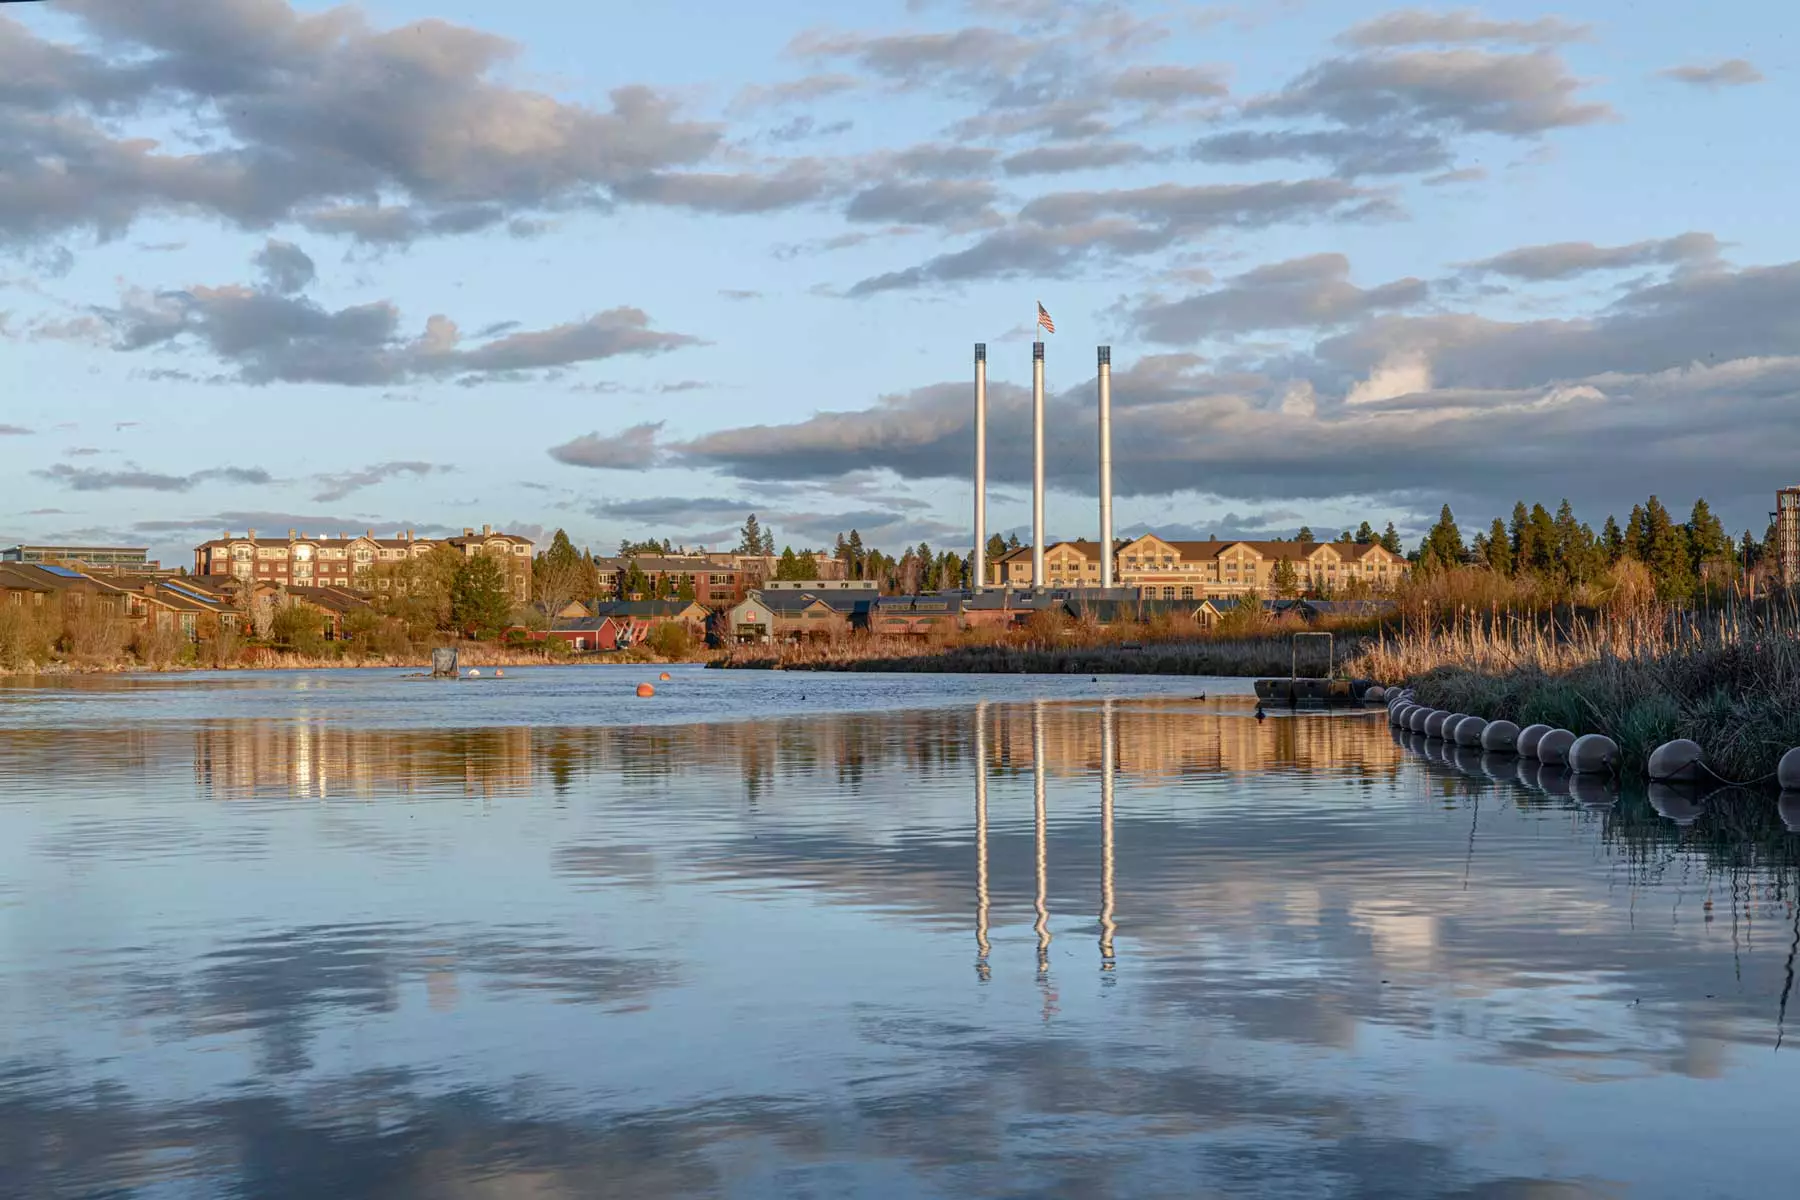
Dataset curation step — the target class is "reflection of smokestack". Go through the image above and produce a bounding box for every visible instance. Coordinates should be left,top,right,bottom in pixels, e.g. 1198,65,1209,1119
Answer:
1032,341,1046,589
1033,699,1051,975
1100,697,1116,969
974,700,991,979
1097,346,1114,590
973,344,987,593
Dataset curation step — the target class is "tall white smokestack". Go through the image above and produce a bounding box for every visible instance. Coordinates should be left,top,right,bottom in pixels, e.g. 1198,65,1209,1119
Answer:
1097,346,1114,590
973,343,987,593
1032,340,1046,589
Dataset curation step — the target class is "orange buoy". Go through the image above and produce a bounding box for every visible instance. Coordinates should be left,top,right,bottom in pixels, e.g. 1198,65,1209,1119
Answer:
659,672,671,681
636,683,655,697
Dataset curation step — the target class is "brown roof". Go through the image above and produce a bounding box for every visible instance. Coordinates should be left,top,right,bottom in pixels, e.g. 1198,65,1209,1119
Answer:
1127,538,1399,563
1046,541,1106,561
0,564,53,592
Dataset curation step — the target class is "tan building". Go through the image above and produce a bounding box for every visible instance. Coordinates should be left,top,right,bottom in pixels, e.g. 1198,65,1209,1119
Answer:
193,525,533,602
1777,486,1800,588
989,534,1409,599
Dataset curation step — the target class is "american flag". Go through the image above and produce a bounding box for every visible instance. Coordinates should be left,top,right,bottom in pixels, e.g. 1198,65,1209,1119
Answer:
1036,302,1055,335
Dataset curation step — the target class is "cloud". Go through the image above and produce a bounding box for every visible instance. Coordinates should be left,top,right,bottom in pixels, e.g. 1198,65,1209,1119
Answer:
1251,48,1612,137
1338,10,1591,47
311,461,451,503
729,73,861,111
849,178,1380,295
1002,141,1156,176
1133,254,1429,344
844,179,999,226
252,239,316,295
718,289,763,301
85,250,701,386
1191,129,1451,178
1107,65,1230,104
35,463,272,492
1659,59,1764,89
0,424,32,435
547,422,665,469
1459,232,1721,281
0,1,761,247
655,253,1800,523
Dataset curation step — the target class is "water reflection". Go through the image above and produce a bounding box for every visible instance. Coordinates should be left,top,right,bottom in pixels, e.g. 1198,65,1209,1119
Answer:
6,686,1800,1197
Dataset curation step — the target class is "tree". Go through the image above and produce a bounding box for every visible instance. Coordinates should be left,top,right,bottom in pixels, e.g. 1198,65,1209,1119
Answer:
1380,523,1403,555
1355,521,1376,545
451,554,513,638
737,514,764,556
1601,516,1626,564
761,529,775,557
1006,532,1021,550
1335,529,1354,544
1271,558,1300,598
1625,503,1649,562
985,533,1007,563
1296,526,1316,544
775,546,802,580
1417,505,1466,571
675,574,697,604
847,529,865,579
1483,517,1513,575
533,529,592,622
1640,495,1693,602
270,603,328,657
1523,503,1556,574
1686,498,1729,580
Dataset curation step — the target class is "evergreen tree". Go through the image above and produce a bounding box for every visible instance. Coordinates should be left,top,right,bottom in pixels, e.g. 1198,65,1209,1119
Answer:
1641,495,1693,601
1418,505,1466,570
1739,530,1760,571
1380,522,1403,554
985,533,1007,562
1601,516,1625,564
1271,559,1300,598
623,558,649,599
1484,517,1512,575
1297,526,1316,544
1686,498,1728,578
775,546,801,580
834,533,848,570
450,555,513,639
761,529,775,557
1336,529,1354,544
1625,503,1649,562
1508,501,1529,565
847,529,865,579
736,514,764,556
1006,532,1022,550
1525,504,1557,574
1355,521,1376,545
675,574,697,603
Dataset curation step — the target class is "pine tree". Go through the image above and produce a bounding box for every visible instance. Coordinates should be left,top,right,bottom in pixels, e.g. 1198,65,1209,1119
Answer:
737,514,764,556
1552,500,1585,586
1355,521,1376,545
1508,502,1529,565
1525,504,1556,574
847,529,865,579
675,574,697,603
1006,532,1021,550
1271,559,1300,598
1625,503,1649,562
1601,516,1625,564
1642,495,1693,601
1484,517,1512,575
450,555,513,639
761,529,775,557
1336,529,1354,544
1297,526,1315,544
1686,498,1727,579
1380,522,1403,554
1418,505,1465,570
775,546,800,580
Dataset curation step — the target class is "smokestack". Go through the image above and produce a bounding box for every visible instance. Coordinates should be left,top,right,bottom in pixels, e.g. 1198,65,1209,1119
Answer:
1032,341,1045,589
973,343,988,594
1098,346,1114,590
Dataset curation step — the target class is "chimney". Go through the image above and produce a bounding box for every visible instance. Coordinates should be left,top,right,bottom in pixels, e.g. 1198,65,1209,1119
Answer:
407,529,414,541
1098,346,1114,590
288,529,296,540
482,524,492,536
247,528,257,541
463,528,474,537
973,342,987,594
1031,341,1045,590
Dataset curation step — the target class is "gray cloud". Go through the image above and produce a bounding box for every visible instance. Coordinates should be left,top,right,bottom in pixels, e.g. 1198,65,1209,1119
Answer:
845,179,999,226
1338,10,1591,47
88,249,700,386
0,424,32,435
1424,166,1487,186
718,289,763,301
311,461,451,503
1191,128,1451,178
1002,141,1156,176
729,73,861,111
884,143,999,179
658,252,1800,525
36,463,272,492
1659,59,1764,89
609,164,837,214
1459,232,1721,281
1134,254,1429,344
1107,65,1230,104
1252,49,1612,137
253,239,316,295
0,1,759,247
547,422,665,469
850,178,1379,295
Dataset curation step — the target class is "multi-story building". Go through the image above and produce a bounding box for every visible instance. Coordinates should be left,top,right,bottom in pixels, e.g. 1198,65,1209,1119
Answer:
1777,487,1800,588
990,535,1410,598
3,544,158,572
593,555,742,606
192,525,533,602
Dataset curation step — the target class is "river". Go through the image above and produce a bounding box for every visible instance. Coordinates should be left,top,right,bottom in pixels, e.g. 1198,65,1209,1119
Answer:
2,667,1796,1198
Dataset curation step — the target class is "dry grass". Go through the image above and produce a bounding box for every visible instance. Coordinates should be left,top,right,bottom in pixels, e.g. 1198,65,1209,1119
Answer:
1354,601,1800,782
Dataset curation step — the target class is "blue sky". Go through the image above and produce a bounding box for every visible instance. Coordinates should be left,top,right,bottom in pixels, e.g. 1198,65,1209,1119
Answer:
1,0,1794,565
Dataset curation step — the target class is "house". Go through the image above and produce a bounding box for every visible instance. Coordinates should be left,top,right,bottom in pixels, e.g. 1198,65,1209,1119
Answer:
962,588,1070,631
592,557,742,606
986,534,1410,598
730,590,863,642
0,564,53,611
591,599,710,645
284,586,374,640
865,594,962,637
1294,599,1399,623
535,617,622,652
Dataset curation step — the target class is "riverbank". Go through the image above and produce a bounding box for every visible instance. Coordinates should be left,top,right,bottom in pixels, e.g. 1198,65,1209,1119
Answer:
0,643,702,677
713,631,1364,677
1363,608,1800,782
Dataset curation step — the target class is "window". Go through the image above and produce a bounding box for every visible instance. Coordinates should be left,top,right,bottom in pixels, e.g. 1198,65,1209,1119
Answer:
1181,587,1193,599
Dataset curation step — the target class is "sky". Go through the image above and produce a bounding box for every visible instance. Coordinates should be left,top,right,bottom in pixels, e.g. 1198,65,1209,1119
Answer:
0,0,1794,566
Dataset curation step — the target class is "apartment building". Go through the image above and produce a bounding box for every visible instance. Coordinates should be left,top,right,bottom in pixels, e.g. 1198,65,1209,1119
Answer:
192,525,533,602
3,544,158,572
1777,486,1800,588
990,535,1410,598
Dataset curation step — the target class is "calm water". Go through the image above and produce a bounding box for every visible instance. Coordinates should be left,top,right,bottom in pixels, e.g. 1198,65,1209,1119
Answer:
3,668,1798,1198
